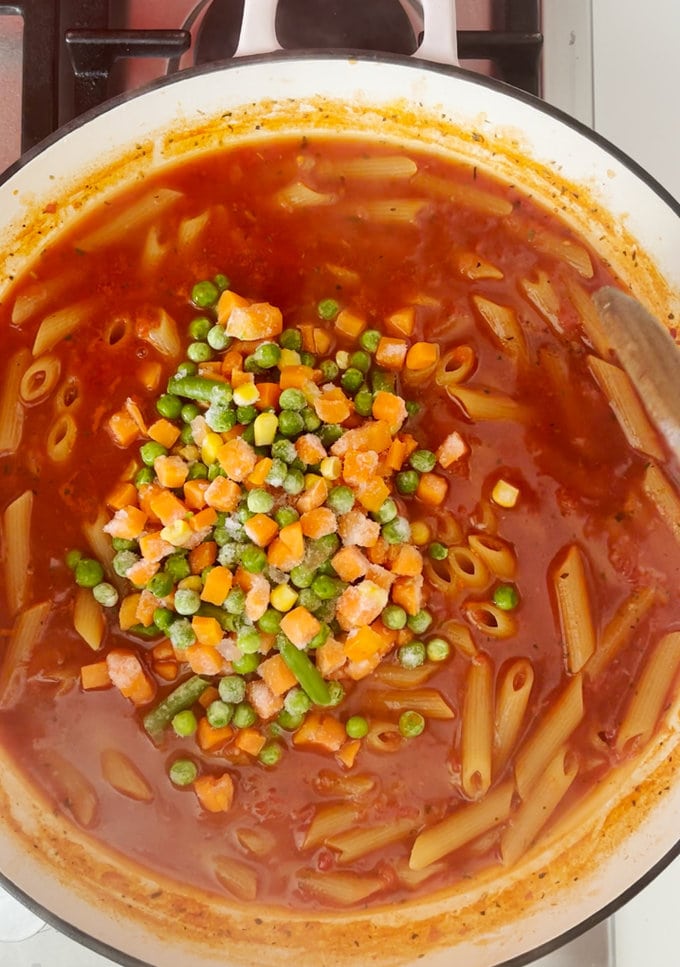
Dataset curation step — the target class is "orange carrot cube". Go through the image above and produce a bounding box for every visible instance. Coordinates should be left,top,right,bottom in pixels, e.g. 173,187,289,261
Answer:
80,660,112,691
217,437,257,482
106,481,138,511
405,341,440,371
390,544,423,577
197,717,233,752
279,606,321,649
244,513,279,547
191,616,224,647
335,580,388,631
234,727,267,756
106,648,155,706
201,565,233,605
334,308,367,340
203,475,241,512
258,654,298,696
147,418,181,449
416,472,448,506
194,772,235,812
331,545,370,582
300,507,338,539
385,307,415,338
375,336,408,371
154,455,189,489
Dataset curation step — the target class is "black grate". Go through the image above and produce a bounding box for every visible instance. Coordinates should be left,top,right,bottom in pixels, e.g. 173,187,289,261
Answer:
0,0,542,156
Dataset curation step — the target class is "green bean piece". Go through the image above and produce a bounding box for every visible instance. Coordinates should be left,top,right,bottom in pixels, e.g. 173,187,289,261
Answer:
143,675,209,741
371,369,396,393
167,374,233,404
168,758,198,786
74,558,104,588
277,636,332,706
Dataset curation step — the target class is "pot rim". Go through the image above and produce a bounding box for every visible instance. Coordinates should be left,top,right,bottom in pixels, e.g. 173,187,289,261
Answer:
1,47,679,967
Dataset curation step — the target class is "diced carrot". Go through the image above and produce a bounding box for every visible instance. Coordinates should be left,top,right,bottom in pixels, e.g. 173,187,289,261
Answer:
391,574,424,616
259,631,276,655
396,627,414,647
345,653,383,681
154,660,179,681
247,680,284,720
126,557,160,588
343,624,385,662
416,472,448,506
336,580,389,632
185,643,225,676
255,383,281,411
279,364,316,390
138,530,173,562
356,477,391,513
375,336,408,371
216,288,251,325
365,563,396,591
198,685,220,709
231,369,254,389
123,398,147,434
217,437,257,482
367,537,389,565
370,618,399,651
244,574,271,622
152,640,175,661
258,654,298,696
197,717,233,751
295,434,327,466
316,637,347,677
106,481,138,511
292,712,346,752
336,739,361,769
405,341,440,371
137,359,162,392
313,387,352,424
299,323,318,354
225,302,283,340
280,606,321,649
80,660,111,691
234,727,267,756
390,545,424,577
220,348,245,377
300,507,338,539
372,391,407,432
104,504,148,540
399,433,420,459
385,307,415,338
338,510,381,548
201,565,233,605
189,506,219,533
135,588,161,627
148,489,187,526
331,545,370,582
331,421,392,457
247,457,273,488
343,450,378,484
189,541,218,574
266,537,303,572
107,406,141,447
297,476,328,513
148,418,181,449
385,438,408,471
198,361,227,380
191,616,223,647
203,475,241,512
278,521,304,558
436,430,469,468
153,454,189,489
194,772,235,812
244,513,279,547
334,308,366,340
311,327,333,355
119,593,142,630
106,648,155,706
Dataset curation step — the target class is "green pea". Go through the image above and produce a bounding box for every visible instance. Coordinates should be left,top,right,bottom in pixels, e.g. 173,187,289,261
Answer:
399,710,425,738
169,758,198,786
207,700,233,728
168,617,196,650
284,687,311,717
179,424,195,446
218,543,242,566
405,400,420,417
241,546,267,574
276,709,304,731
382,604,407,630
214,273,230,291
373,497,397,524
398,640,426,669
205,402,236,433
172,709,198,737
207,324,231,351
426,637,451,662
153,607,175,631
345,715,369,739
232,652,260,675
186,461,208,481
309,623,331,649
317,423,344,447
265,458,288,488
112,550,139,578
326,681,345,707
354,388,374,417
224,587,246,615
280,328,302,351
407,609,433,635
181,402,201,424
428,542,448,561
74,558,104,589
349,350,371,373
298,587,322,613
187,341,214,363
396,469,420,495
148,572,174,598
359,329,381,353
165,553,191,582
191,280,219,308
278,411,304,438
291,564,315,589
410,449,437,473
237,626,261,654
111,537,137,552
188,316,212,340
247,489,275,514
92,582,119,607
218,675,246,704
258,742,283,766
174,360,198,379
340,367,364,393
311,575,342,601
134,466,155,487
279,388,307,411
65,549,82,570
493,584,520,610
319,359,339,381
302,407,321,432
208,463,226,482
327,485,355,515
174,589,201,615
271,439,297,464
232,702,257,729
140,440,167,466
252,341,281,369
317,298,340,320
274,506,300,528
257,609,282,634
382,516,411,544
371,369,396,393
156,393,183,420
282,469,305,494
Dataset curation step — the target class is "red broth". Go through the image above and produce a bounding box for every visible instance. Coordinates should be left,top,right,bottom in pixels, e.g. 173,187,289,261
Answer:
1,137,680,909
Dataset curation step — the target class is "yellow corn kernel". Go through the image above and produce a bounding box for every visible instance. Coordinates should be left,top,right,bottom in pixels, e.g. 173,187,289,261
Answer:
304,473,324,489
253,412,279,447
491,479,520,508
160,519,193,546
178,575,203,592
410,521,431,545
335,350,350,370
201,431,224,466
279,348,301,368
270,584,298,612
233,382,261,407
178,445,200,462
319,456,342,480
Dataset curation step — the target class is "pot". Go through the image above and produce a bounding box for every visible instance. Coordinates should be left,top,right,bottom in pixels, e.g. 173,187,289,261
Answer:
0,3,679,965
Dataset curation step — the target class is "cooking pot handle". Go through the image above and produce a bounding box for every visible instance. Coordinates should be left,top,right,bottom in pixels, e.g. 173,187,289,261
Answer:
234,0,459,67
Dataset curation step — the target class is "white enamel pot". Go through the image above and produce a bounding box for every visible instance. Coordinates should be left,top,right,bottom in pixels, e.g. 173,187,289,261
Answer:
0,3,679,966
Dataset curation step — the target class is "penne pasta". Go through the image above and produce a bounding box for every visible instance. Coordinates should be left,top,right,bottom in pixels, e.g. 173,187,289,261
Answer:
472,295,528,362
437,510,464,546
3,489,34,616
363,688,455,720
446,383,533,423
435,345,477,386
296,869,385,906
103,315,133,349
520,270,562,331
424,557,456,595
514,674,584,799
19,353,61,404
235,826,276,857
615,631,680,753
365,719,405,754
42,751,99,828
641,463,680,545
177,209,210,251
140,223,171,274
528,230,593,278
83,509,117,579
348,199,427,224
73,586,106,650
409,780,514,871
135,307,181,359
46,412,77,463
0,349,30,455
10,269,80,326
500,747,578,866
462,601,518,640
461,654,494,798
455,250,504,280
275,182,337,209
438,619,478,659
54,374,82,412
100,748,154,803
302,802,361,850
468,534,516,580
32,296,100,356
448,545,490,589
493,659,535,776
0,601,51,709
372,662,437,689
393,856,446,890
587,355,664,459
327,816,416,864
553,544,597,674
78,187,183,250
315,156,417,180
214,855,258,902
585,586,658,680
564,275,612,356
412,171,513,216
